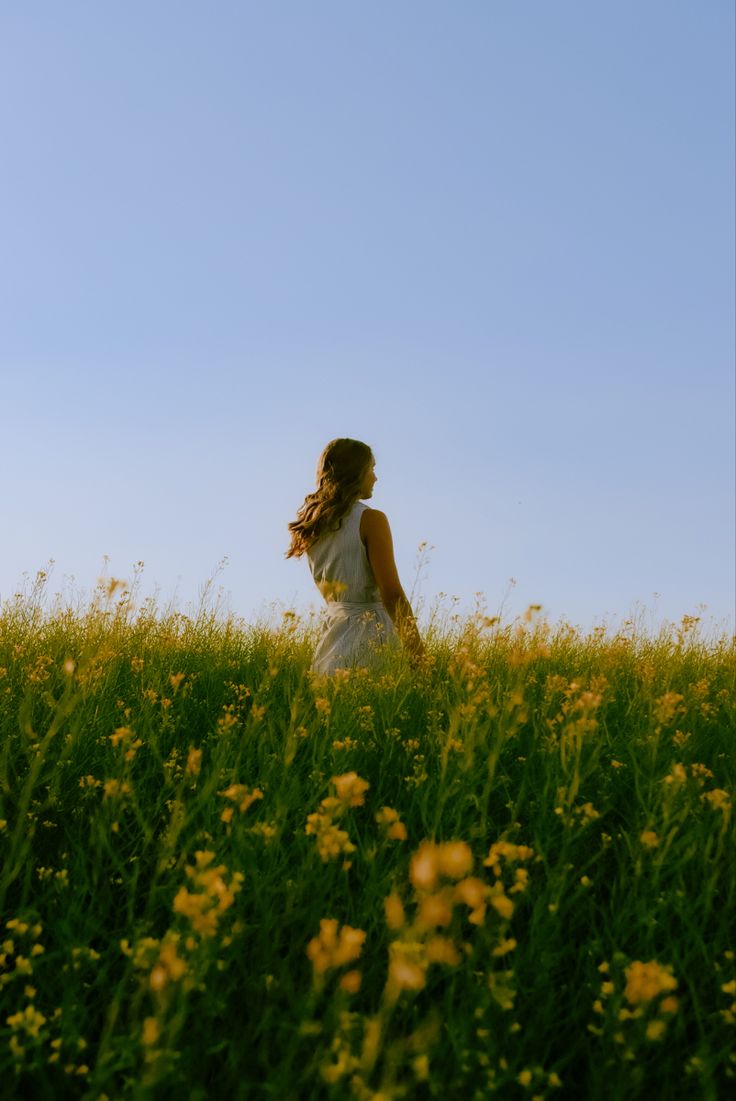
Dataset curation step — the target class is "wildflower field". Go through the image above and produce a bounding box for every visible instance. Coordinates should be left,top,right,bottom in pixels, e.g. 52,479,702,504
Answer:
0,572,734,1100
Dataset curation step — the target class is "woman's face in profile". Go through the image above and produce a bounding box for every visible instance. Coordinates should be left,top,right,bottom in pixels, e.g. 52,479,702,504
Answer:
360,458,377,499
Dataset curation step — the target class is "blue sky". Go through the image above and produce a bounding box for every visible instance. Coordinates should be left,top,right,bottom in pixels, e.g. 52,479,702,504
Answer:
2,1,733,636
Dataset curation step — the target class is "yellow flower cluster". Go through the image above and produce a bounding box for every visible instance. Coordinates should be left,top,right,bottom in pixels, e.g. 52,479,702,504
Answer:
305,772,370,866
6,1004,47,1041
306,918,366,984
662,762,687,787
109,726,144,761
449,646,496,720
172,851,244,938
624,960,678,1006
1,919,45,989
185,746,202,776
219,784,263,824
375,806,407,841
701,788,731,813
572,802,600,825
249,821,278,844
26,654,53,685
103,779,131,800
653,691,685,727
70,946,101,970
121,931,191,996
332,735,359,751
217,704,239,736
381,836,534,1002
720,974,736,1025
590,957,680,1045
484,840,535,885
410,840,473,887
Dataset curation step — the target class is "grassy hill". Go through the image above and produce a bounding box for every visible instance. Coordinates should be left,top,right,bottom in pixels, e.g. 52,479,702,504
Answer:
0,578,733,1099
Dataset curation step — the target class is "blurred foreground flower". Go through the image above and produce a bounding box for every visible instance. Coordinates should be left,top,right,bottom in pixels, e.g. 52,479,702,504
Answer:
305,773,370,866
172,851,244,938
307,918,365,991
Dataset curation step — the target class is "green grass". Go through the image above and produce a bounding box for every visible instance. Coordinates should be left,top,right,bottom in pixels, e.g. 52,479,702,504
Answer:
0,572,733,1100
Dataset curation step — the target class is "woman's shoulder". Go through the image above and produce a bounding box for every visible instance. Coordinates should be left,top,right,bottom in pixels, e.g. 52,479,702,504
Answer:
359,506,390,540
360,505,385,521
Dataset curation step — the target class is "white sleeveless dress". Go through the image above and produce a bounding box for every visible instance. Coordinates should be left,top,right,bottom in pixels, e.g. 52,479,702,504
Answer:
307,500,399,676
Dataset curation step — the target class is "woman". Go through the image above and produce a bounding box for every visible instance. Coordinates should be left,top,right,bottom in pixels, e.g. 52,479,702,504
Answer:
286,438,425,676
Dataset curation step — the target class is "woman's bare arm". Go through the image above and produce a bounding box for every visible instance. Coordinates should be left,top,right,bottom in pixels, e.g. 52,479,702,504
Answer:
361,509,425,663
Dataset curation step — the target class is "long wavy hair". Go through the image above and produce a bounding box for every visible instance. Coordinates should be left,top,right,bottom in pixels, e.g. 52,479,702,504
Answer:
286,438,374,559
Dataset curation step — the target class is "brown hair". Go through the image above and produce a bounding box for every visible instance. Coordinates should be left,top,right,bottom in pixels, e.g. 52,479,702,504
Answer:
286,438,374,559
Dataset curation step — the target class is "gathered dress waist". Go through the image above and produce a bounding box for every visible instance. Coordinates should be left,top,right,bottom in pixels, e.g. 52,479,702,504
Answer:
324,600,384,619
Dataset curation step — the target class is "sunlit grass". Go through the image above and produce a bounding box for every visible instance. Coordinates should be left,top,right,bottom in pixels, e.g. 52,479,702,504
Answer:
0,567,733,1099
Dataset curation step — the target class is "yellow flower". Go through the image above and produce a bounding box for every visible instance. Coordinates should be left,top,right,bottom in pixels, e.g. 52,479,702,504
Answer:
483,840,535,878
185,747,202,777
148,937,187,991
410,842,440,891
339,969,362,994
376,806,407,840
159,940,187,981
490,891,514,921
662,763,687,787
141,1017,160,1046
645,1019,667,1041
384,893,406,930
453,876,488,924
306,919,366,975
653,692,684,726
219,785,264,814
624,961,678,1005
103,779,130,799
437,841,473,879
416,891,454,930
702,789,731,811
425,936,461,966
492,938,517,957
640,830,659,848
109,726,135,747
305,815,356,862
172,852,244,938
387,950,426,993
413,1054,430,1081
510,867,530,895
6,1005,46,1037
332,772,370,807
